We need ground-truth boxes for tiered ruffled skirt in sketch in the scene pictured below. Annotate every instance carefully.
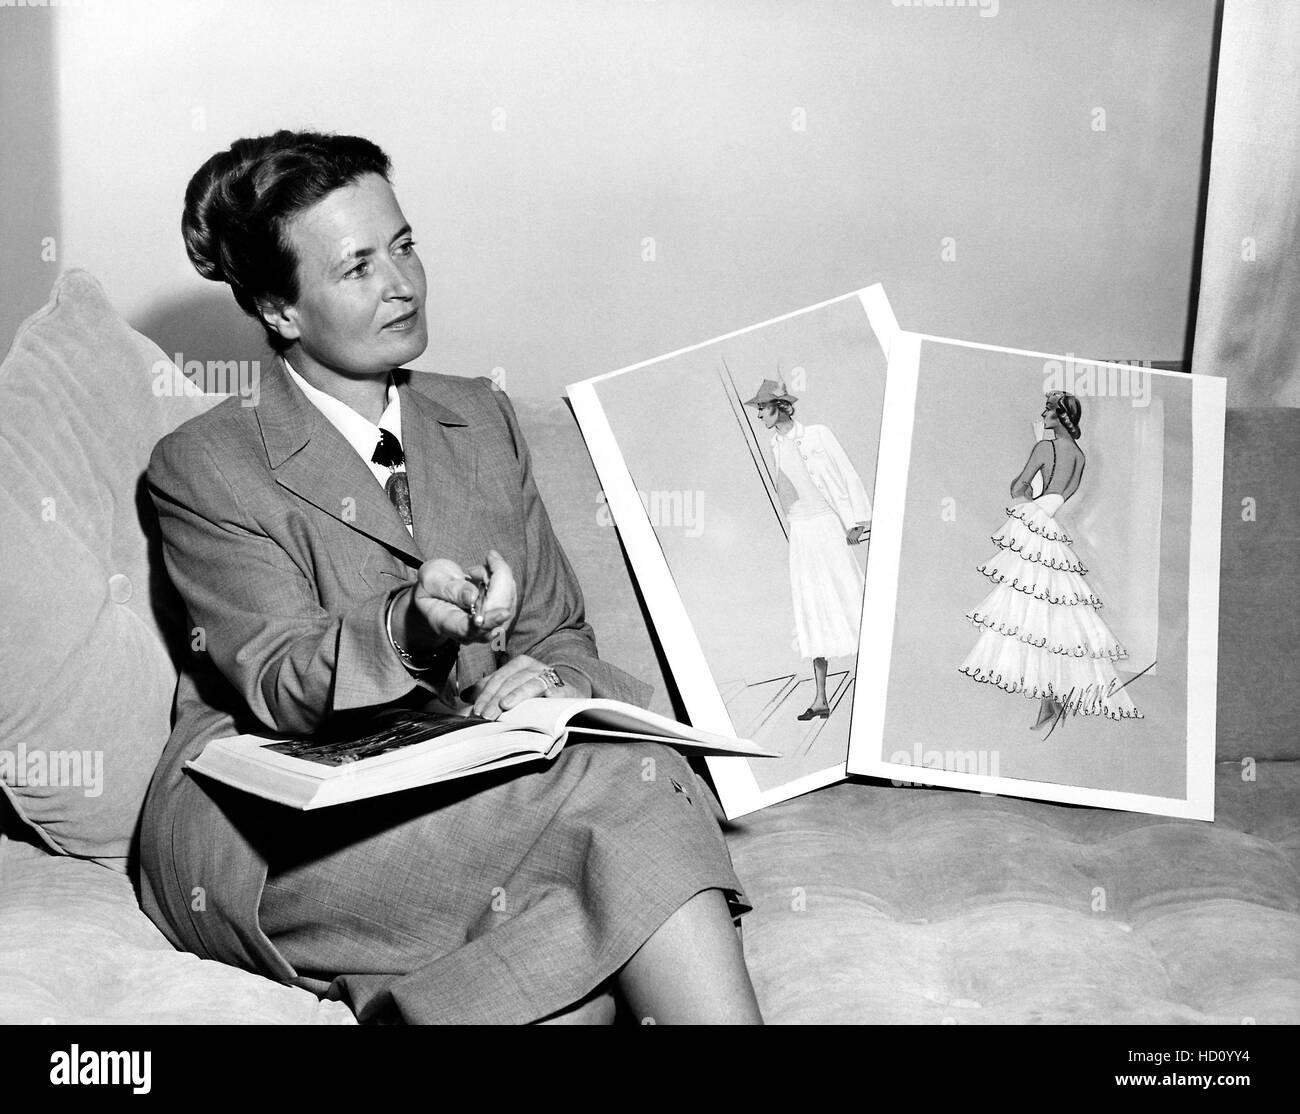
[959,494,1142,720]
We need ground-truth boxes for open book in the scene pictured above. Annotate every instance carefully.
[186,697,779,809]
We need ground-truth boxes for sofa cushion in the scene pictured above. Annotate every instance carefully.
[0,832,355,1024]
[727,761,1300,1023]
[511,398,673,717]
[0,270,220,866]
[1216,408,1300,761]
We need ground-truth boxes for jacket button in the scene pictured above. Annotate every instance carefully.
[108,573,133,603]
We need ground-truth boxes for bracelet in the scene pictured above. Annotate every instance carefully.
[384,591,445,674]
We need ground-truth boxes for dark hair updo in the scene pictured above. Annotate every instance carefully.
[182,130,393,353]
[1048,391,1083,439]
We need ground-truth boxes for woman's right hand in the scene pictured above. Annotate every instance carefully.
[410,549,518,646]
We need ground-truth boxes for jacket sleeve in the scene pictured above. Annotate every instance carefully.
[819,425,873,527]
[147,430,449,737]
[487,386,654,708]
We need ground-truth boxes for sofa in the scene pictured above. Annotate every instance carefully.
[2,270,1297,1024]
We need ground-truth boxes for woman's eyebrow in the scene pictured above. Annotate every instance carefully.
[332,226,412,272]
[332,242,372,273]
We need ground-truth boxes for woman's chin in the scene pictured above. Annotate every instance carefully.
[379,322,430,364]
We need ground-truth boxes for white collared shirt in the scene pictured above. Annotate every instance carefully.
[282,356,413,535]
[281,355,403,487]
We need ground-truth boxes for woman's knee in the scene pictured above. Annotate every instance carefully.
[534,983,617,1025]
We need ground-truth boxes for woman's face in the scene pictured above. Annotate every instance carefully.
[756,402,780,429]
[266,172,428,377]
[1042,397,1061,429]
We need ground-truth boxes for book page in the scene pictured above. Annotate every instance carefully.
[499,698,778,757]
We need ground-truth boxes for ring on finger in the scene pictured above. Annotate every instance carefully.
[539,667,564,692]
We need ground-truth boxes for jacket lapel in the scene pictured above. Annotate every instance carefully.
[396,369,477,563]
[254,359,424,564]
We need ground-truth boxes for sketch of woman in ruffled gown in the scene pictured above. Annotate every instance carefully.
[959,391,1142,730]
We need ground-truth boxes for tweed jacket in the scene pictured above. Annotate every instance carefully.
[138,359,649,977]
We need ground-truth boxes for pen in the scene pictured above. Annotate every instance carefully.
[466,573,489,628]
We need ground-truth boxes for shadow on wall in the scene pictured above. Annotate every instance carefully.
[1,14,60,349]
[133,290,271,389]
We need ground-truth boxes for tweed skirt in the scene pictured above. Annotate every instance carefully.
[252,737,748,1024]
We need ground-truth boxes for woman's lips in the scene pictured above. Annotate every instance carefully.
[383,309,419,331]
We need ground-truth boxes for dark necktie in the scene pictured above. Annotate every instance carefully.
[372,429,412,527]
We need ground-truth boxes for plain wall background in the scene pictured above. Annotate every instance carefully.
[2,0,1216,394]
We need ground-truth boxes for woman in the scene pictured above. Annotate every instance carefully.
[959,391,1142,729]
[140,130,762,1024]
[747,380,871,720]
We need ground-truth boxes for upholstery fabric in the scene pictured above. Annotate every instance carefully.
[0,270,220,865]
[0,832,355,1025]
[726,762,1300,1024]
[1216,408,1300,760]
[509,398,674,717]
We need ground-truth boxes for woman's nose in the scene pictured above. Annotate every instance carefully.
[381,259,415,299]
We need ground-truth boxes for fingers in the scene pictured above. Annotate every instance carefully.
[464,655,529,715]
[475,549,517,632]
[417,559,480,614]
[414,552,518,645]
[468,655,545,719]
[409,596,476,645]
[410,560,476,643]
[496,671,555,714]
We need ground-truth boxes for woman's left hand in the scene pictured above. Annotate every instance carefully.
[846,521,871,546]
[464,655,577,719]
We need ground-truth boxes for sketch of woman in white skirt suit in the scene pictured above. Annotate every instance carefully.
[746,379,871,721]
[959,391,1143,730]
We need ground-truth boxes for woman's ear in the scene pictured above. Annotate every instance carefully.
[258,298,299,344]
